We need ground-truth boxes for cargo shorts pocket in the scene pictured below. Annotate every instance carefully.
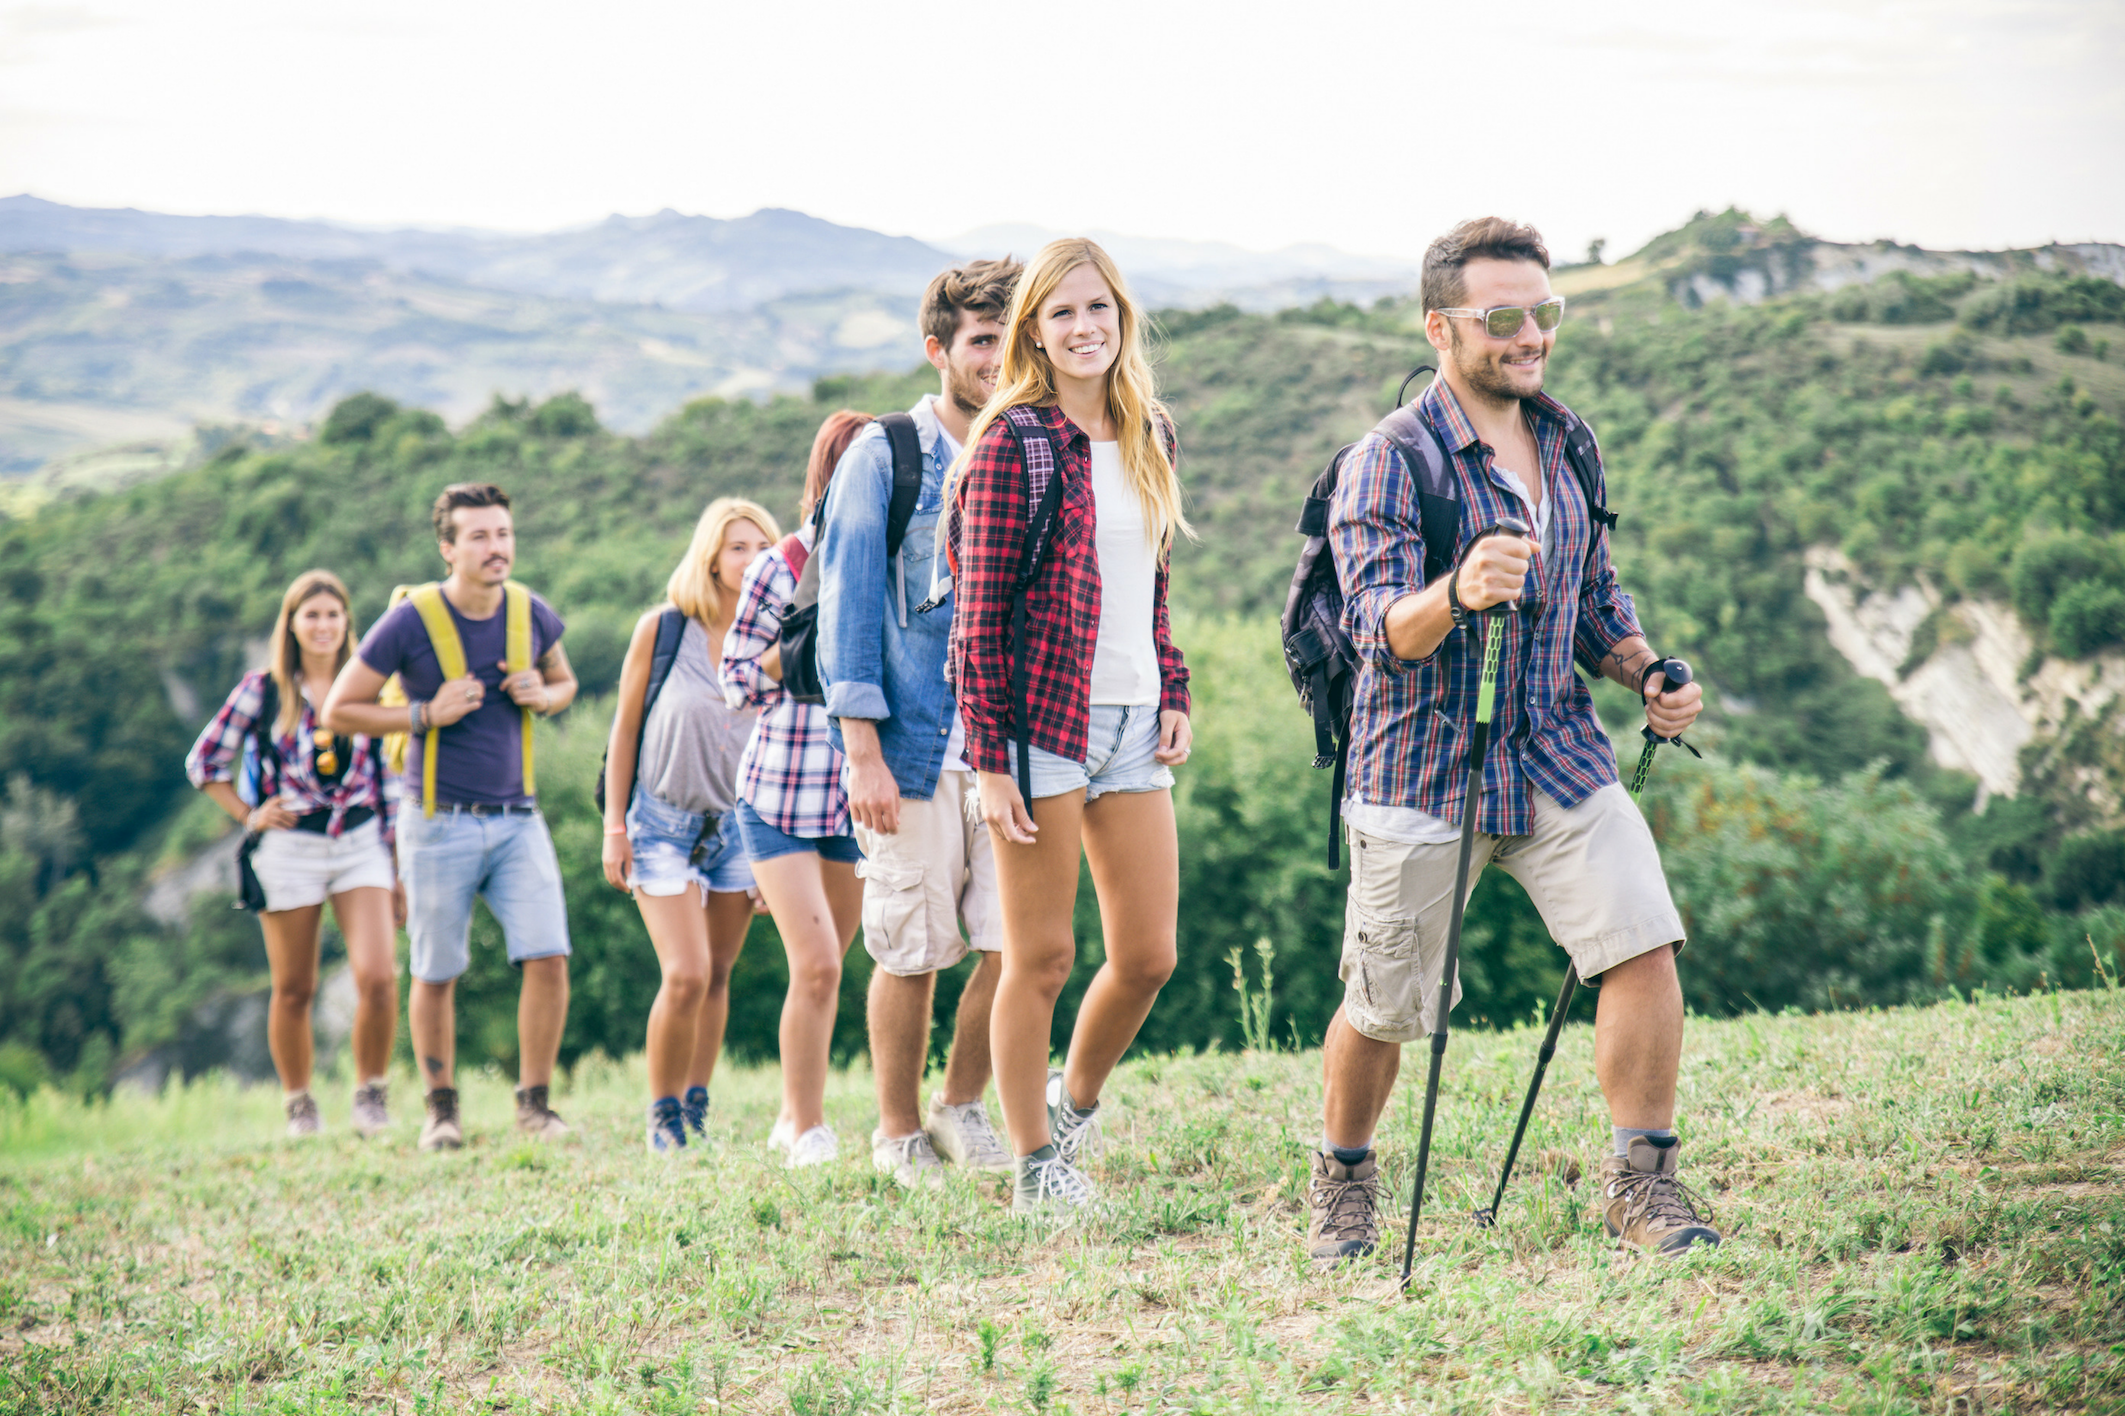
[858,856,928,973]
[1340,906,1426,1043]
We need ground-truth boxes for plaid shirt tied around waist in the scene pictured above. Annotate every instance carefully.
[1329,381,1643,837]
[184,669,399,852]
[721,539,850,838]
[945,403,1190,777]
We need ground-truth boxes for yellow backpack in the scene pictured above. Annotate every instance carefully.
[378,581,537,818]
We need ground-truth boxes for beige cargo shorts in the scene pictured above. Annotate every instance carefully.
[1340,783,1685,1042]
[854,770,1002,977]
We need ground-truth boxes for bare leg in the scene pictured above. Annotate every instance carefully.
[410,978,456,1091]
[689,889,756,1089]
[751,852,863,1135]
[1061,788,1179,1109]
[1320,1005,1401,1150]
[939,949,1001,1107]
[327,886,399,1082]
[1592,946,1683,1129]
[869,968,935,1137]
[987,789,1087,1157]
[517,956,569,1089]
[259,905,324,1092]
[637,890,710,1100]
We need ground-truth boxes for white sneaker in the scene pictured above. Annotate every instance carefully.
[1045,1069,1105,1165]
[786,1124,839,1167]
[767,1117,794,1156]
[1013,1151,1099,1220]
[925,1094,1014,1171]
[872,1128,946,1186]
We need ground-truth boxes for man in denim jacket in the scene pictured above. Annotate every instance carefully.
[819,258,1022,1183]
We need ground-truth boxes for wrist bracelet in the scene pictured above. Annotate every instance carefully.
[1447,561,1470,629]
[604,825,628,836]
[408,700,423,735]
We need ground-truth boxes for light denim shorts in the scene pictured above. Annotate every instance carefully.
[251,816,395,913]
[1023,703,1175,802]
[626,790,753,900]
[396,807,571,984]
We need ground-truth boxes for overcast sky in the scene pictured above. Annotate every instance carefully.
[1,0,2118,263]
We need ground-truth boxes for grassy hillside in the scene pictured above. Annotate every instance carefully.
[2,988,2119,1413]
[3,212,2124,1091]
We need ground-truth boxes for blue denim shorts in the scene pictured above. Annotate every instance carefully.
[734,799,864,865]
[626,790,753,900]
[396,807,571,984]
[1023,703,1176,802]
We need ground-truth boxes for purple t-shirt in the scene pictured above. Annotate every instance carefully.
[358,589,565,806]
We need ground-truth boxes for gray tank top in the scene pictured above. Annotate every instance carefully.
[635,617,757,817]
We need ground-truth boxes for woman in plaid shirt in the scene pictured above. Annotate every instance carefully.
[720,411,869,1167]
[943,239,1194,1216]
[184,570,403,1139]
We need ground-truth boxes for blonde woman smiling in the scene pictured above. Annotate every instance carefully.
[943,239,1193,1215]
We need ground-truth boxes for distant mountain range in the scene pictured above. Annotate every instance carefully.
[1,195,2119,488]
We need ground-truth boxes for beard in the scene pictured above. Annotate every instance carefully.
[947,363,992,419]
[1450,326,1542,403]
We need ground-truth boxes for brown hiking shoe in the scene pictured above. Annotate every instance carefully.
[350,1081,391,1138]
[515,1085,570,1139]
[1307,1150,1382,1264]
[420,1088,463,1151]
[1598,1137,1721,1256]
[284,1091,323,1138]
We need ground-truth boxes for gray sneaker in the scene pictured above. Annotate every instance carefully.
[350,1082,390,1138]
[419,1088,463,1151]
[284,1091,323,1138]
[1013,1150,1098,1219]
[1306,1151,1382,1264]
[1045,1069,1104,1165]
[925,1094,1013,1171]
[514,1085,571,1140]
[1598,1137,1721,1256]
[871,1128,945,1186]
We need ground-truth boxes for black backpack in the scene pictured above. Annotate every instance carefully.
[594,606,689,815]
[1280,366,1618,868]
[779,411,925,706]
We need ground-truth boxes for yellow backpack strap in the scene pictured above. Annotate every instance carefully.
[377,584,417,780]
[408,584,469,818]
[505,582,536,798]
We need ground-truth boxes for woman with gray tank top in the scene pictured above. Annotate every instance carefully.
[601,496,781,1154]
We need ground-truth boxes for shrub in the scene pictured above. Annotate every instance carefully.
[2049,582,2125,657]
[1958,273,2125,335]
[319,391,403,444]
[2009,531,2122,624]
[2046,829,2125,910]
[2056,325,2091,356]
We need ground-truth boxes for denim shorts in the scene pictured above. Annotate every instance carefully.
[626,790,753,901]
[734,799,863,865]
[396,807,571,984]
[1023,703,1176,802]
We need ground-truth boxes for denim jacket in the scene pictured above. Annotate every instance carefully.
[817,394,960,801]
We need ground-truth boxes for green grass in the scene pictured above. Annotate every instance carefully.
[2,988,2121,1414]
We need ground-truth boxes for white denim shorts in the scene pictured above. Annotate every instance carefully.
[251,817,395,913]
[1022,703,1174,802]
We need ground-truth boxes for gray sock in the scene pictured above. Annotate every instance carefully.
[1321,1135,1375,1166]
[1613,1126,1678,1157]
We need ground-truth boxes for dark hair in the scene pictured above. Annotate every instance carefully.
[920,257,1023,349]
[1421,218,1551,313]
[432,482,511,542]
[802,411,873,519]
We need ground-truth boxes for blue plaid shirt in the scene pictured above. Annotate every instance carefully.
[1329,380,1643,837]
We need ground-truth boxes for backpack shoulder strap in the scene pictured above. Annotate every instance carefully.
[877,412,924,560]
[642,607,688,719]
[778,530,810,583]
[1559,413,1618,532]
[1375,405,1462,585]
[252,674,281,767]
[503,582,535,799]
[999,407,1071,804]
[408,583,469,681]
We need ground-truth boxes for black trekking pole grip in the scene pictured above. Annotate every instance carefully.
[1629,657,1702,797]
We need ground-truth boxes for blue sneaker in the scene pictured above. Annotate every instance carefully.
[682,1086,709,1143]
[646,1097,687,1156]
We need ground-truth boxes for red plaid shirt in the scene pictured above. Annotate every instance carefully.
[946,403,1190,776]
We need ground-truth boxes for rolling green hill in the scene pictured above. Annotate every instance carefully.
[2,211,2122,1093]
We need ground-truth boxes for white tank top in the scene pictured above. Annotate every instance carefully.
[1088,441,1162,706]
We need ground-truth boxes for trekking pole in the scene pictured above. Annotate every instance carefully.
[1398,520,1523,1292]
[1471,657,1697,1231]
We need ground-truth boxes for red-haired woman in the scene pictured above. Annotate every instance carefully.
[720,411,871,1167]
[185,571,403,1138]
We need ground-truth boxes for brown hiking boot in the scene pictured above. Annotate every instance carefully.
[1307,1150,1382,1264]
[515,1085,570,1139]
[350,1081,391,1138]
[420,1088,463,1151]
[284,1091,323,1138]
[1598,1137,1721,1256]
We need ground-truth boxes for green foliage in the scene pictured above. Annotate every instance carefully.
[2047,829,2125,910]
[1957,272,2125,334]
[1827,270,1976,325]
[2050,581,2125,657]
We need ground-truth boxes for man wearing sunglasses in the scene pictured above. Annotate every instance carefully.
[1308,217,1718,1264]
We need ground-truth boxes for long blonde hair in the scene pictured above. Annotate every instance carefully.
[946,238,1191,551]
[270,570,353,735]
[666,497,781,626]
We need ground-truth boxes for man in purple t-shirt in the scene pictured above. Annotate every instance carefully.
[326,483,579,1151]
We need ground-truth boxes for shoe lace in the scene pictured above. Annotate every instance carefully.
[1032,1157,1095,1206]
[1612,1167,1712,1232]
[431,1089,459,1122]
[1311,1169,1381,1239]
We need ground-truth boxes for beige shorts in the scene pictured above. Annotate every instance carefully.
[1340,783,1684,1043]
[853,770,1002,977]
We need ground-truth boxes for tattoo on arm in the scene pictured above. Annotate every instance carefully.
[1611,646,1657,695]
[423,1055,444,1077]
